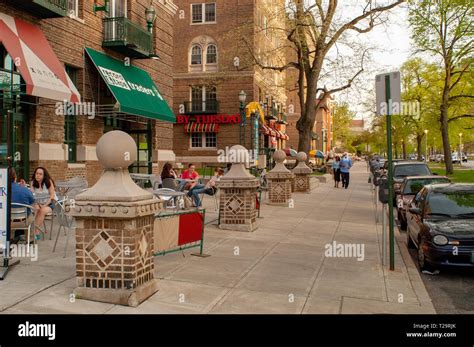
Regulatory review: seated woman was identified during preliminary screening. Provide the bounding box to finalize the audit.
[177,163,200,192]
[161,162,177,181]
[29,167,57,238]
[189,168,224,207]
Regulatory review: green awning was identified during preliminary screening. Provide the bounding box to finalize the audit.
[85,47,175,123]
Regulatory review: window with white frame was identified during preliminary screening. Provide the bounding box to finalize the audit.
[206,44,217,64]
[190,133,217,149]
[191,45,202,65]
[189,40,218,71]
[191,3,216,24]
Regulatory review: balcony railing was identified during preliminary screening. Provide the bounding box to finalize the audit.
[102,17,153,59]
[9,0,68,18]
[183,100,220,114]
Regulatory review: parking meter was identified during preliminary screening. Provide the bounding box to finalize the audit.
[378,176,389,204]
[373,171,381,186]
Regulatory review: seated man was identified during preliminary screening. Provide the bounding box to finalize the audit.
[177,163,199,192]
[9,168,35,242]
[189,168,224,207]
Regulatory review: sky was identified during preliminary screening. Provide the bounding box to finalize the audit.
[354,3,412,123]
[326,2,413,124]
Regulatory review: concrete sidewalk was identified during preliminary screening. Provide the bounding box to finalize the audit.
[0,162,435,314]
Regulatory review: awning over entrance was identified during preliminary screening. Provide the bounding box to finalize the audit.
[85,47,175,123]
[0,12,80,102]
[185,122,219,133]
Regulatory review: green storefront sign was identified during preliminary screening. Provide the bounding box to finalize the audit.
[85,48,175,123]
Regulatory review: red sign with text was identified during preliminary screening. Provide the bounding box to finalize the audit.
[177,114,241,124]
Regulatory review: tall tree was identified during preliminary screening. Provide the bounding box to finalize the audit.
[242,0,405,153]
[409,0,473,174]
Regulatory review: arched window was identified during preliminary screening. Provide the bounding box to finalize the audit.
[206,44,217,64]
[191,45,202,65]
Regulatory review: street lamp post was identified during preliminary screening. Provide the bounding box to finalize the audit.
[239,90,247,146]
[424,129,428,162]
[459,133,463,166]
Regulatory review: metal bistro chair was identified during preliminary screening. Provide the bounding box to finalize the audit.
[153,189,186,209]
[52,198,75,258]
[11,203,36,246]
[150,174,162,190]
[200,186,219,211]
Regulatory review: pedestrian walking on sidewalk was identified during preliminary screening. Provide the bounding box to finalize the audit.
[340,153,353,189]
[332,156,341,188]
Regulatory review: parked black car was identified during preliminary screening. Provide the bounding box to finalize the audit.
[397,176,451,230]
[406,183,474,271]
[392,162,432,196]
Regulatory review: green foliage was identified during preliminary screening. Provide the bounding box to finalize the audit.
[333,102,355,152]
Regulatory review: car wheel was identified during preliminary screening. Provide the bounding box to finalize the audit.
[417,240,435,272]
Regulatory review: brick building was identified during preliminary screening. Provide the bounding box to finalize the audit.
[0,0,177,185]
[172,0,289,168]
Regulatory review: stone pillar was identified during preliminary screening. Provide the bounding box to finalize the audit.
[292,152,312,193]
[266,150,295,206]
[217,145,259,232]
[68,131,161,307]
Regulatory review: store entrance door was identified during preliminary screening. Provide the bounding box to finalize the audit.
[129,129,152,174]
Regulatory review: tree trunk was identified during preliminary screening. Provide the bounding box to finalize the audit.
[296,81,319,154]
[402,141,407,159]
[441,71,453,174]
[416,134,423,161]
[394,141,399,159]
[440,102,453,174]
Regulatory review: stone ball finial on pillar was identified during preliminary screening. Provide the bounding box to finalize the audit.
[296,151,307,163]
[75,130,152,202]
[223,145,254,179]
[271,150,290,173]
[96,130,137,170]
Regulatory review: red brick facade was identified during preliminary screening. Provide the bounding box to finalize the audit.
[0,0,177,185]
[172,0,287,167]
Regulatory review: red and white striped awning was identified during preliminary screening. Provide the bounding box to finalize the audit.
[185,122,219,133]
[0,12,80,103]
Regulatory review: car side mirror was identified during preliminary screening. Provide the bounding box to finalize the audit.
[409,207,421,215]
[432,172,439,176]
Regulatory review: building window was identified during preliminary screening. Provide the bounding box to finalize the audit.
[190,133,217,149]
[205,3,216,22]
[205,132,217,148]
[191,45,202,65]
[191,133,203,148]
[206,44,217,64]
[190,85,217,112]
[191,3,216,24]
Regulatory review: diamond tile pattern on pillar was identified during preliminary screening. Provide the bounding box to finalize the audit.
[138,229,150,267]
[86,231,120,270]
[227,195,244,215]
